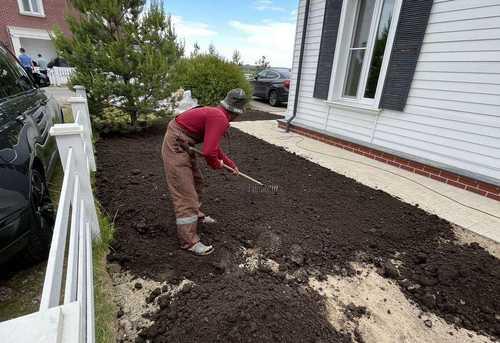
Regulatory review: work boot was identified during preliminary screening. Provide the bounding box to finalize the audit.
[188,242,214,256]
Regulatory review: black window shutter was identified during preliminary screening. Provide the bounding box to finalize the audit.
[381,0,434,111]
[313,0,343,100]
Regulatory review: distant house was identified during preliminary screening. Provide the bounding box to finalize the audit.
[0,0,75,60]
[284,0,500,200]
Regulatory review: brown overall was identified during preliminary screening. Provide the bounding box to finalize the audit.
[162,120,204,249]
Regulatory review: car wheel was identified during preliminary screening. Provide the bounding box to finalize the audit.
[268,90,280,107]
[19,169,55,265]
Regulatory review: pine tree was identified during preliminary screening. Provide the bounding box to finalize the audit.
[54,0,183,125]
[231,50,242,65]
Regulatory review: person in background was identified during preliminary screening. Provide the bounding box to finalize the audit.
[36,54,48,75]
[47,56,70,68]
[18,48,33,79]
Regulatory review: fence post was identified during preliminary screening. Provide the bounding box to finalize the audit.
[68,96,96,172]
[41,123,100,310]
[51,123,100,239]
[73,85,87,100]
[73,86,91,137]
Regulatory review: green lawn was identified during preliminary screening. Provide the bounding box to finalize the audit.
[93,202,117,343]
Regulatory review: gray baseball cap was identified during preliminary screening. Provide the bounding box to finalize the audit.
[220,88,247,114]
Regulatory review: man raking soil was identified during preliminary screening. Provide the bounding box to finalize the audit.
[162,89,247,256]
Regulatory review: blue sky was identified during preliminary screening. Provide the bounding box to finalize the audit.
[161,0,298,67]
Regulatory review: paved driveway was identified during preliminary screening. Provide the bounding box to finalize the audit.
[249,98,288,115]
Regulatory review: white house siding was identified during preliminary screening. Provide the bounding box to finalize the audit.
[288,0,500,185]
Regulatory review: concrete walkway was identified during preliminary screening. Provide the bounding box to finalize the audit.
[231,120,500,243]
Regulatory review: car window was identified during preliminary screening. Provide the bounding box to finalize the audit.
[266,71,280,79]
[257,70,267,79]
[280,70,290,78]
[0,50,33,100]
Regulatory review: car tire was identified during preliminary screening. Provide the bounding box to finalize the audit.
[18,169,55,266]
[268,90,280,107]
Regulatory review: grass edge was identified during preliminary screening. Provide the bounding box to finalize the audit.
[93,205,117,343]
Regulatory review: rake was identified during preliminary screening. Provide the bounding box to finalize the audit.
[188,147,279,193]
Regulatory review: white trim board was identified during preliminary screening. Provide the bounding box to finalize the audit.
[8,26,52,56]
[8,26,52,40]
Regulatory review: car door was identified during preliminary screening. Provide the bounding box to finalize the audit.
[251,70,268,97]
[0,49,39,150]
[4,50,56,174]
[262,70,280,97]
[0,50,39,249]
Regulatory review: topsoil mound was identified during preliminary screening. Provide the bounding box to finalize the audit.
[96,123,500,340]
[139,271,351,343]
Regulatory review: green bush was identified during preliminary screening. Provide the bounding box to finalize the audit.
[93,107,165,134]
[170,54,252,106]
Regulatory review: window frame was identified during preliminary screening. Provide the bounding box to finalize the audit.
[257,70,268,79]
[17,0,45,17]
[266,70,280,80]
[327,0,402,111]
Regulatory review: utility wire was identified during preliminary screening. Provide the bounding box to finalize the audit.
[271,128,500,220]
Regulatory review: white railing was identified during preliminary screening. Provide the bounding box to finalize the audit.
[48,67,76,86]
[0,86,100,342]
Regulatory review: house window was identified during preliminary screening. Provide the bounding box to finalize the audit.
[18,0,45,16]
[331,0,401,109]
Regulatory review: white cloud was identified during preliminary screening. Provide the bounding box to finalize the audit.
[254,0,286,12]
[169,15,296,68]
[226,20,295,67]
[171,15,217,38]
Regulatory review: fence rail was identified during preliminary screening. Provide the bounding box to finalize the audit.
[48,67,76,86]
[0,86,100,343]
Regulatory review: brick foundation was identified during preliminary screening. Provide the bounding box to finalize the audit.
[278,121,500,202]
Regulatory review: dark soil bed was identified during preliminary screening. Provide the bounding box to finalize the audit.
[234,109,284,121]
[96,121,500,342]
[140,272,351,343]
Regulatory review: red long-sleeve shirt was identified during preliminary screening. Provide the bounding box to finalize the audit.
[175,106,236,170]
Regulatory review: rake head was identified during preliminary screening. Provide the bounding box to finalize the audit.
[247,184,279,194]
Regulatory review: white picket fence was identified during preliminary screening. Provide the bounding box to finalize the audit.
[48,67,76,86]
[0,86,100,343]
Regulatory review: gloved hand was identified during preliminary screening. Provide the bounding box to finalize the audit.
[219,160,239,176]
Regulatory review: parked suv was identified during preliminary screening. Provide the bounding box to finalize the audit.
[0,45,62,265]
[250,68,290,106]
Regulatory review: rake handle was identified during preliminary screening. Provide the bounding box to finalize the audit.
[188,147,264,186]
